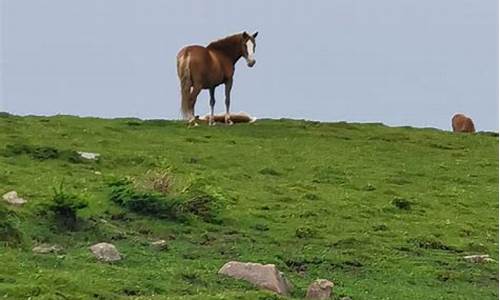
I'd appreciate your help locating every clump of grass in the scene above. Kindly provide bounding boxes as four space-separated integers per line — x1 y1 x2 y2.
252 223 270 231
303 193 320 200
312 166 347 184
144 168 174 194
391 197 412 210
2 144 84 163
259 167 281 176
0 203 22 246
109 176 225 223
408 236 456 251
373 224 388 231
295 226 316 239
42 183 89 230
362 183 376 191
180 176 227 223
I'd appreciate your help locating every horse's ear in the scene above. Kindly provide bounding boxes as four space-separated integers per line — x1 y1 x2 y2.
242 31 250 39
252 32 258 38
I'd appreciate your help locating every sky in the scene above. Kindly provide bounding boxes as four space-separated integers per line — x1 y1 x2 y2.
1 0 498 131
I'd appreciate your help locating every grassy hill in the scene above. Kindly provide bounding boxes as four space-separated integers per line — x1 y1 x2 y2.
0 114 498 300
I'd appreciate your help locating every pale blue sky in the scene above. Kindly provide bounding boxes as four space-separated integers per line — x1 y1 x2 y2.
1 0 498 130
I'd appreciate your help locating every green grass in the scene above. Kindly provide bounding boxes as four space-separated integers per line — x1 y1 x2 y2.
0 114 498 299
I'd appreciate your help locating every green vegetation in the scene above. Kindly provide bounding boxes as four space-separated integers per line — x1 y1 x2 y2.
0 114 498 299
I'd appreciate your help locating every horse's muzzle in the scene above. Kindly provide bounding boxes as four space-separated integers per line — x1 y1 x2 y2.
247 59 256 67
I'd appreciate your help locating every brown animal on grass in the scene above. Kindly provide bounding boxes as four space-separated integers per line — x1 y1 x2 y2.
197 112 257 125
176 31 258 126
451 113 475 133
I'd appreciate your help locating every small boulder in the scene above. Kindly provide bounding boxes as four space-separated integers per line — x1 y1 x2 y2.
32 244 63 254
151 240 168 251
78 151 100 160
306 279 334 299
463 254 494 263
340 297 352 300
90 242 122 262
2 191 27 206
218 261 292 295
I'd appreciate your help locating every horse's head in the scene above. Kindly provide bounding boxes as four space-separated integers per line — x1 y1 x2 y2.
242 31 258 67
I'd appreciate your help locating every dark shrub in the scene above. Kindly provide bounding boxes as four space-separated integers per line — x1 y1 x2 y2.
43 184 88 230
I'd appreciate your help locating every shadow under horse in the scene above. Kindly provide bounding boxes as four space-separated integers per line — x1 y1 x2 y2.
176 31 258 126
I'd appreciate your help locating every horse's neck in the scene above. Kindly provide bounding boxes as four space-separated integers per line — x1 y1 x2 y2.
207 35 243 65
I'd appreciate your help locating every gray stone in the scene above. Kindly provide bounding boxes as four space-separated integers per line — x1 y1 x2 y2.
90 242 122 262
218 261 292 295
3 191 27 206
306 279 334 299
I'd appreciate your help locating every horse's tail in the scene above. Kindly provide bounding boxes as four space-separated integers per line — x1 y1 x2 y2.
177 50 192 120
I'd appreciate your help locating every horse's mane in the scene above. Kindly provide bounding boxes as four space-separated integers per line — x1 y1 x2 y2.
207 33 243 51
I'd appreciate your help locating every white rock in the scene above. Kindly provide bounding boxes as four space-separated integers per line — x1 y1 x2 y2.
218 261 292 295
89 242 122 262
2 191 27 206
306 279 334 299
78 151 100 160
463 254 495 263
32 244 63 254
151 240 168 251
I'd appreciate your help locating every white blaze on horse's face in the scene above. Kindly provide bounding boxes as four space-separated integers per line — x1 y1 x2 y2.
245 39 256 67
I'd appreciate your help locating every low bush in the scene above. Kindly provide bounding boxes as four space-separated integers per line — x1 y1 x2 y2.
42 184 88 230
109 176 225 223
0 203 22 246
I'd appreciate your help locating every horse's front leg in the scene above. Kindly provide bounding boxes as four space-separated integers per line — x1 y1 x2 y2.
209 87 216 126
224 79 233 125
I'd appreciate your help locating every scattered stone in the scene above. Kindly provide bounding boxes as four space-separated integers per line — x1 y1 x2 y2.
340 297 352 300
218 261 292 295
32 244 63 254
89 242 122 262
78 151 100 160
463 254 495 263
2 191 27 206
94 171 102 175
306 279 334 299
151 240 168 251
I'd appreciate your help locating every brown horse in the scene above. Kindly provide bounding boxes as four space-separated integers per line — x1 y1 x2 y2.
451 113 476 133
176 31 258 125
177 32 258 125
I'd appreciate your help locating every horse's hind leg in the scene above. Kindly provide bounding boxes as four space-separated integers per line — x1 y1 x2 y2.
224 79 233 125
188 86 202 126
209 87 216 126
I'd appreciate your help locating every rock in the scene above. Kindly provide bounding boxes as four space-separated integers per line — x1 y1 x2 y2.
89 242 122 262
463 254 495 263
78 151 100 160
218 261 292 295
151 240 168 251
306 279 334 299
32 244 63 254
2 191 27 206
340 297 352 300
